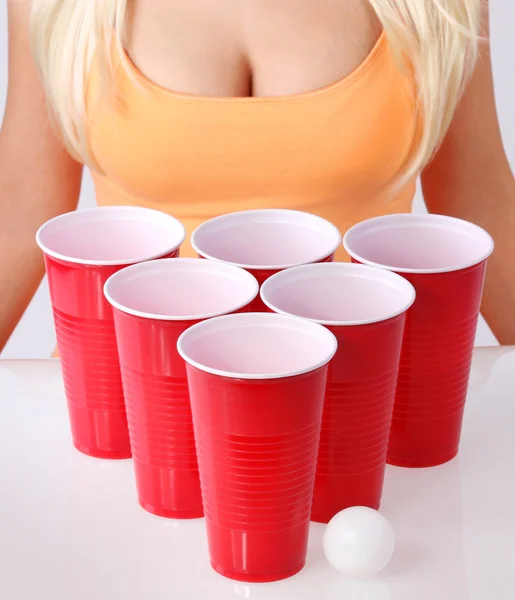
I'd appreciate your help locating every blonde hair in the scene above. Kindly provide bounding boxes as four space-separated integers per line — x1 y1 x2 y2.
30 0 482 182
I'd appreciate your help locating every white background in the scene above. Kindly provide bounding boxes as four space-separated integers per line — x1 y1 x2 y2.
1 1 513 358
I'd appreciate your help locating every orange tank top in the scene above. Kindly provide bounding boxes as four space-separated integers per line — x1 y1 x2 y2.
86 33 418 260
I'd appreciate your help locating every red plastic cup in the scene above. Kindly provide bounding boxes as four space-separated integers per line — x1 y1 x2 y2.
104 259 259 518
36 207 186 459
261 263 415 522
177 313 337 582
344 214 494 468
191 209 342 310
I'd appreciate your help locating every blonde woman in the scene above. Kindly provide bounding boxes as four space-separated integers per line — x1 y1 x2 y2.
0 0 514 351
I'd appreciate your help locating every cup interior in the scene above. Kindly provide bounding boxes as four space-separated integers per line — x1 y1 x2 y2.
343 214 494 273
177 313 337 379
104 259 259 320
191 209 342 269
261 263 415 325
36 207 186 265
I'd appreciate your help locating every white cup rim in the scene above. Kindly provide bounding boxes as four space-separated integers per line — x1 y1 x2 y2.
177 312 338 380
260 263 416 326
36 206 186 266
191 209 342 270
343 213 494 274
104 258 259 321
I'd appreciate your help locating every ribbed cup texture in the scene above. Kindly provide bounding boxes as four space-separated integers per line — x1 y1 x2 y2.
121 365 202 518
197 424 320 529
113 311 203 519
311 317 406 523
52 309 130 459
186 366 328 583
45 254 133 459
387 262 487 468
44 251 180 459
388 315 478 468
55 309 124 408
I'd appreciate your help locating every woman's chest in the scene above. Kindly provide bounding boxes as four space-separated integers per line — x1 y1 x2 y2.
87 0 418 207
126 0 382 98
88 54 417 208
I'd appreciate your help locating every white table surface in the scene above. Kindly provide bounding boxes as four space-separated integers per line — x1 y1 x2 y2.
1 348 514 600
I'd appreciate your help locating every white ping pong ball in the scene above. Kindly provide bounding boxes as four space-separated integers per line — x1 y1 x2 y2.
323 507 395 578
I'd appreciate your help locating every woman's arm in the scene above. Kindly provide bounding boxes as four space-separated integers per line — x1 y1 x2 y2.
0 0 83 351
421 2 515 344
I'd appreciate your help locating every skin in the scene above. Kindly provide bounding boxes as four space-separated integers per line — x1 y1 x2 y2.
0 0 83 351
421 8 515 345
1 0 514 350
